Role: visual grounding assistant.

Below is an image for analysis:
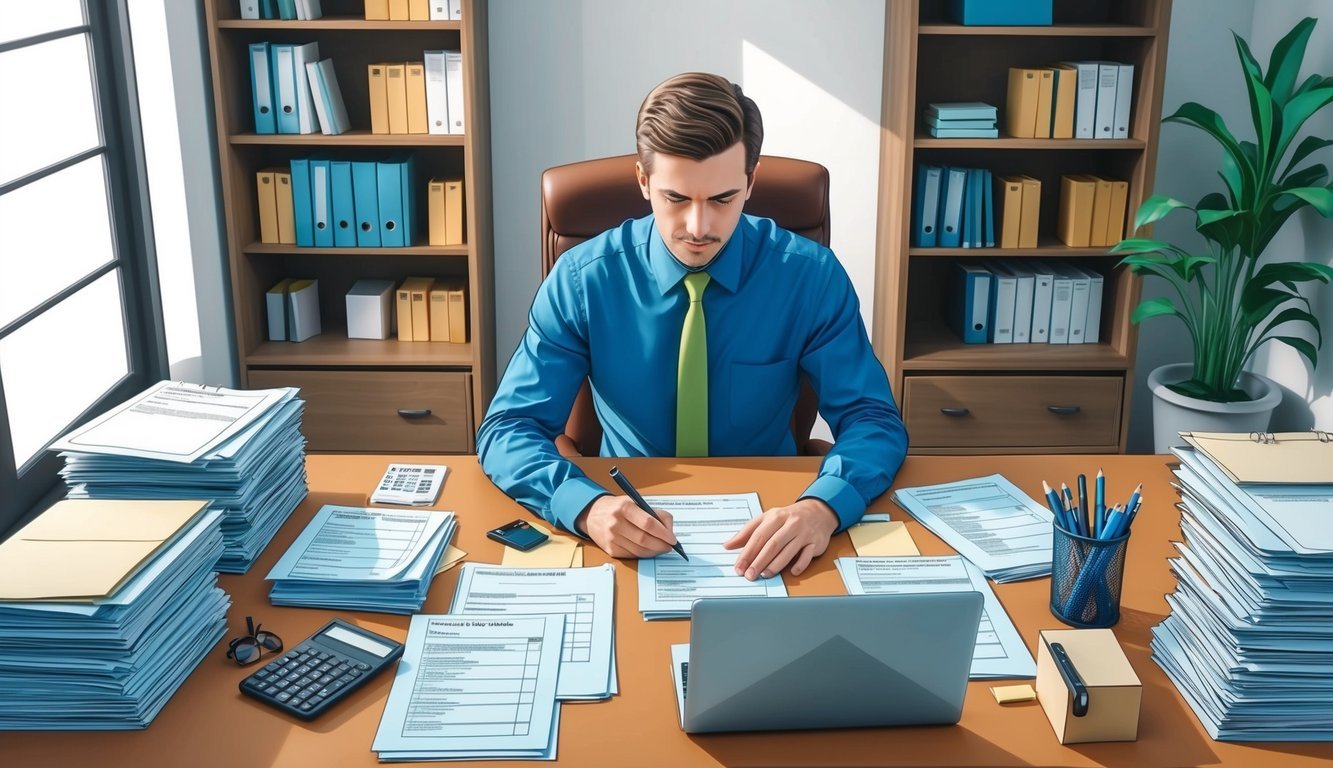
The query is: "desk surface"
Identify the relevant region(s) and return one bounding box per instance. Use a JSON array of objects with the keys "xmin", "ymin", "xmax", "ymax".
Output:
[{"xmin": 3, "ymin": 454, "xmax": 1331, "ymax": 768}]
